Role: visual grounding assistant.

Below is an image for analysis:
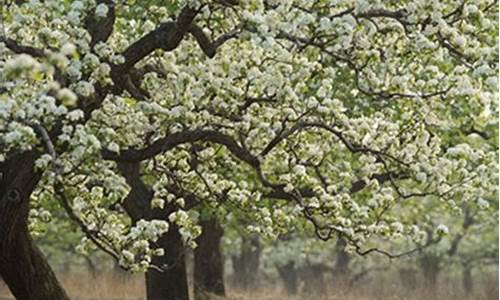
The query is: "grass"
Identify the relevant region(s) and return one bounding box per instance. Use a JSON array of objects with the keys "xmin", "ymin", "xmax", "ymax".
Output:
[{"xmin": 0, "ymin": 271, "xmax": 497, "ymax": 300}]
